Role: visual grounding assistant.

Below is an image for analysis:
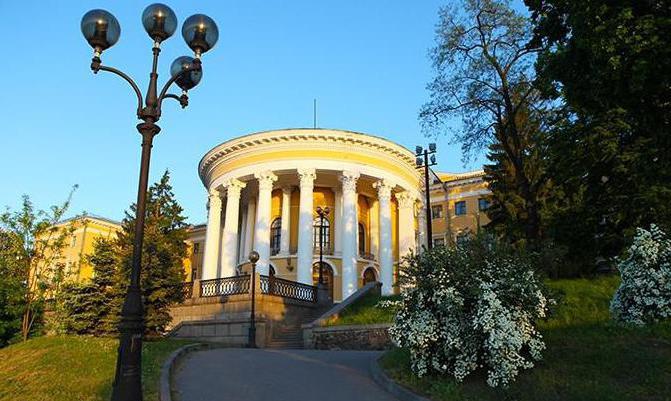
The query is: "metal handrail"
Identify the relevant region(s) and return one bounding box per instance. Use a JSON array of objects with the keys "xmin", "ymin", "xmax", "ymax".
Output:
[
  {"xmin": 261, "ymin": 274, "xmax": 317, "ymax": 302},
  {"xmin": 180, "ymin": 282, "xmax": 193, "ymax": 299},
  {"xmin": 200, "ymin": 275, "xmax": 251, "ymax": 297}
]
